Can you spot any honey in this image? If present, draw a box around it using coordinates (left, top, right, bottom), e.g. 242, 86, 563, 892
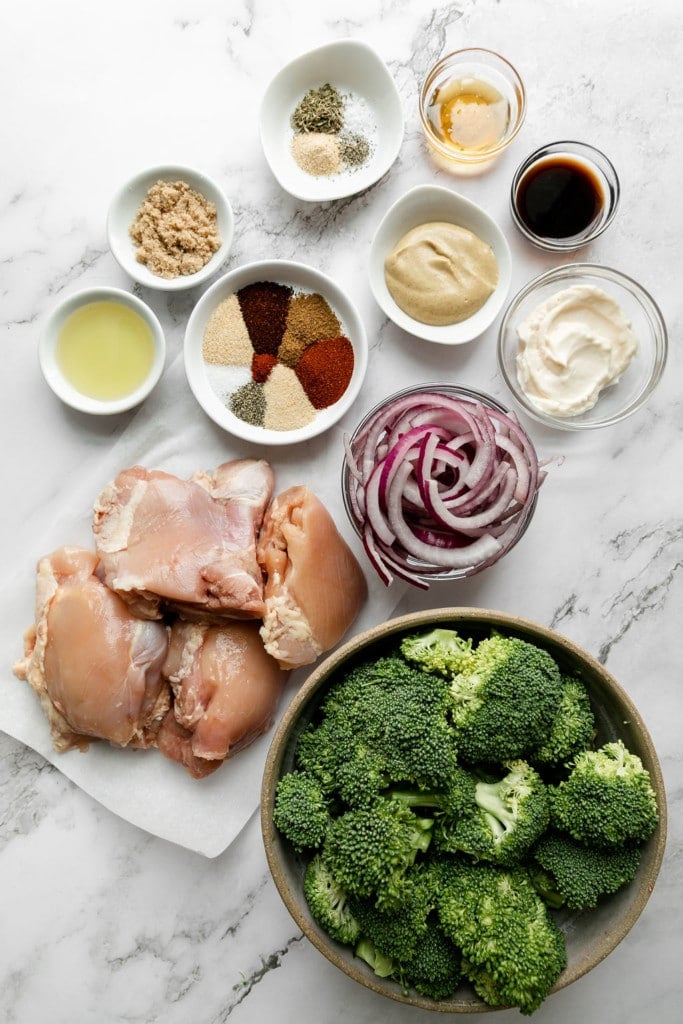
57, 301, 155, 401
426, 76, 511, 155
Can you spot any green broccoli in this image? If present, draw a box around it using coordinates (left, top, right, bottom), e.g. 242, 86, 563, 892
435, 760, 549, 866
438, 861, 567, 1016
272, 770, 329, 852
401, 627, 475, 678
395, 922, 463, 1000
446, 632, 565, 762
550, 740, 659, 847
349, 863, 436, 962
384, 763, 478, 819
354, 937, 395, 978
532, 674, 595, 767
322, 798, 434, 908
530, 831, 642, 910
303, 854, 361, 945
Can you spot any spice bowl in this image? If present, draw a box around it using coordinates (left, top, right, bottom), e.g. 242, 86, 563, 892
39, 286, 166, 415
259, 39, 404, 203
107, 164, 234, 291
369, 184, 512, 344
498, 264, 668, 430
183, 259, 368, 445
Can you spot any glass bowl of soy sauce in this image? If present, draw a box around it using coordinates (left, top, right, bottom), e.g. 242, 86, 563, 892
510, 141, 620, 251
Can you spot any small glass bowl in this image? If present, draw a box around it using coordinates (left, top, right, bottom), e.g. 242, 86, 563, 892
497, 264, 668, 430
419, 48, 526, 171
510, 141, 620, 252
341, 383, 540, 586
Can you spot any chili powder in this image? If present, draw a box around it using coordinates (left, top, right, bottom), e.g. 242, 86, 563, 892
294, 335, 354, 409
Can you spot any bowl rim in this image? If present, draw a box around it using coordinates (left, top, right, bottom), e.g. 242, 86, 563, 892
259, 37, 404, 203
183, 257, 369, 445
497, 262, 668, 430
419, 47, 527, 165
368, 183, 512, 345
106, 163, 235, 291
261, 606, 667, 1013
509, 140, 621, 252
38, 285, 166, 415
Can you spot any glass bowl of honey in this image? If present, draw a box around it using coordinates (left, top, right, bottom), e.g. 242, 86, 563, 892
510, 141, 620, 252
419, 48, 526, 170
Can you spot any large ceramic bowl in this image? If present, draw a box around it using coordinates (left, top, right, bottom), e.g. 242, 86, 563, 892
497, 263, 668, 430
261, 608, 666, 1014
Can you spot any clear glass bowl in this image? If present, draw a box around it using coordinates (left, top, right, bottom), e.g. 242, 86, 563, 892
497, 264, 668, 431
419, 48, 526, 170
510, 141, 620, 252
341, 383, 540, 585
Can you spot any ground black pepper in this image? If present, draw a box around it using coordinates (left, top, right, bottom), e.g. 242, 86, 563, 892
229, 380, 266, 425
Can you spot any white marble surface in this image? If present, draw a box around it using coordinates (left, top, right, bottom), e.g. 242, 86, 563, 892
1, 0, 682, 1020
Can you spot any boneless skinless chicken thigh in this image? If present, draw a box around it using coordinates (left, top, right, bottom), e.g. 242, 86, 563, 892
257, 485, 368, 669
13, 547, 170, 752
155, 620, 288, 778
93, 459, 274, 621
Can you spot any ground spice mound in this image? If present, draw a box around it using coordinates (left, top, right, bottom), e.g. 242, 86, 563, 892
251, 352, 277, 383
291, 133, 341, 176
202, 294, 253, 365
229, 380, 266, 426
129, 179, 221, 279
294, 336, 354, 409
238, 281, 292, 356
278, 292, 341, 367
263, 364, 316, 430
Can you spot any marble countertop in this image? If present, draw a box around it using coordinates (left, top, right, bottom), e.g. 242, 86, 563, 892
1, 1, 681, 1021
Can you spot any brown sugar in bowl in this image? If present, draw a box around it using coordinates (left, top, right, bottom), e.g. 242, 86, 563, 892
261, 607, 667, 1013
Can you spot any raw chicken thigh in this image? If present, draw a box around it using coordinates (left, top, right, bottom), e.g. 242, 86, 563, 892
257, 486, 368, 669
93, 459, 274, 621
156, 620, 288, 778
13, 546, 170, 752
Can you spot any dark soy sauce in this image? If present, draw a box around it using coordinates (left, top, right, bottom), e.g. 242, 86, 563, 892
515, 157, 604, 239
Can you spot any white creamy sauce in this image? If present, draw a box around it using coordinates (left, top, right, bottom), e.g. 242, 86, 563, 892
515, 284, 638, 417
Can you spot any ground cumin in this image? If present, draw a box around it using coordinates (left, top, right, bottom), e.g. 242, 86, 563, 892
130, 179, 221, 279
278, 292, 341, 367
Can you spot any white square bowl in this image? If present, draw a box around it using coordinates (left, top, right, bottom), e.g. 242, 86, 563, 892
259, 39, 404, 203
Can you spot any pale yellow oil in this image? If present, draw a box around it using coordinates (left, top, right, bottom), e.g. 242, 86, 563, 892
428, 76, 510, 153
56, 301, 155, 400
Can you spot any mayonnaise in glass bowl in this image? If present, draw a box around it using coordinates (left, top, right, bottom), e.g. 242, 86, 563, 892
497, 265, 667, 430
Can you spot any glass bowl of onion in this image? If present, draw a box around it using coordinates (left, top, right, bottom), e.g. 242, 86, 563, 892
497, 264, 668, 430
341, 383, 543, 588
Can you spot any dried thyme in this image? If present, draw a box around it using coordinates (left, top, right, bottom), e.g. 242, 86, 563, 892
291, 83, 344, 134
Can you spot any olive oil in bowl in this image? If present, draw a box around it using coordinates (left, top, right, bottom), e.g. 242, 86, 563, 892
56, 300, 156, 400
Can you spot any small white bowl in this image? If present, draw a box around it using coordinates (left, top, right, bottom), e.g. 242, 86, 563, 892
107, 164, 234, 291
369, 184, 512, 344
184, 259, 368, 446
259, 39, 404, 203
39, 287, 166, 415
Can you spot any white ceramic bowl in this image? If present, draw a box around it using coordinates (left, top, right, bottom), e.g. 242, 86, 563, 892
369, 184, 512, 344
39, 286, 166, 415
184, 259, 368, 446
259, 39, 404, 203
498, 264, 668, 430
107, 164, 234, 291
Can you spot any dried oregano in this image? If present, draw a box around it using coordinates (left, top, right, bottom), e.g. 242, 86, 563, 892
291, 83, 344, 134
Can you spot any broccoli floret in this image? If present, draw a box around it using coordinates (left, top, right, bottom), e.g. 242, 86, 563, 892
303, 854, 361, 945
530, 831, 642, 910
438, 862, 567, 1016
386, 763, 478, 819
354, 937, 395, 978
295, 716, 354, 795
550, 740, 659, 847
532, 674, 596, 767
447, 632, 564, 762
322, 798, 434, 908
272, 770, 329, 852
395, 922, 463, 1000
401, 628, 475, 678
349, 863, 436, 962
435, 760, 549, 866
